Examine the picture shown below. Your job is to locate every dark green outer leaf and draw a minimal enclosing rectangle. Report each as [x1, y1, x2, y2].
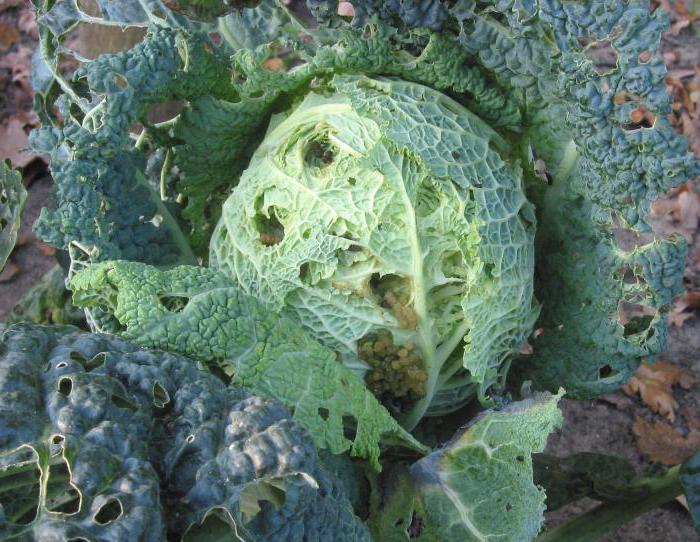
[533, 452, 648, 511]
[0, 162, 26, 271]
[0, 323, 368, 541]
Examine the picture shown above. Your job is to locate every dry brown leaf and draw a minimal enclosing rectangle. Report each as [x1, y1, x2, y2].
[0, 22, 20, 51]
[0, 261, 19, 283]
[678, 190, 700, 230]
[14, 232, 32, 248]
[35, 240, 56, 257]
[0, 118, 34, 168]
[671, 293, 700, 327]
[632, 416, 700, 465]
[677, 495, 689, 510]
[0, 45, 33, 95]
[622, 360, 698, 421]
[17, 8, 38, 40]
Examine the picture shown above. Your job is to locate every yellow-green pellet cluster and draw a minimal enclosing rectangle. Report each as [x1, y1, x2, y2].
[358, 330, 427, 406]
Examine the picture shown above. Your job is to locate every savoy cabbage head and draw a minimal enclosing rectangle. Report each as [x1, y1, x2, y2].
[210, 75, 538, 427]
[20, 0, 700, 538]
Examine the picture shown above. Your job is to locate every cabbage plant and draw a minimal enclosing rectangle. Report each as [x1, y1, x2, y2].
[4, 0, 697, 539]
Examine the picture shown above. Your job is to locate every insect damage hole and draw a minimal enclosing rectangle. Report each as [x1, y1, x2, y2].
[1, 453, 42, 524]
[158, 294, 190, 313]
[46, 455, 81, 515]
[58, 377, 73, 396]
[598, 364, 618, 379]
[578, 37, 619, 74]
[255, 206, 285, 246]
[304, 135, 337, 169]
[94, 498, 123, 525]
[618, 301, 656, 338]
[622, 106, 656, 131]
[152, 382, 170, 409]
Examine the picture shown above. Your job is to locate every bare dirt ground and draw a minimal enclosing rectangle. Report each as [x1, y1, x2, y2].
[0, 2, 699, 540]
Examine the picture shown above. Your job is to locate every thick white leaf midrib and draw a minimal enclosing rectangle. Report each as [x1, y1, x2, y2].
[393, 159, 438, 429]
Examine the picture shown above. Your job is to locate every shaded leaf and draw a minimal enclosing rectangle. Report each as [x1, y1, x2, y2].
[680, 451, 700, 534]
[369, 392, 563, 541]
[632, 416, 700, 465]
[0, 162, 27, 271]
[533, 452, 646, 511]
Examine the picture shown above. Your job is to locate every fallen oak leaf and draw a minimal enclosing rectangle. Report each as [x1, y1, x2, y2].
[678, 189, 700, 230]
[0, 118, 33, 168]
[622, 360, 698, 421]
[35, 240, 56, 257]
[670, 293, 700, 327]
[0, 260, 19, 283]
[0, 22, 19, 51]
[632, 416, 700, 465]
[17, 8, 38, 40]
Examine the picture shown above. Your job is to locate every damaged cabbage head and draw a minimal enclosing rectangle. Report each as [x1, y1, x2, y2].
[210, 75, 538, 427]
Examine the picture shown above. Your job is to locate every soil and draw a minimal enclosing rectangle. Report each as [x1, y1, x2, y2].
[1, 2, 699, 541]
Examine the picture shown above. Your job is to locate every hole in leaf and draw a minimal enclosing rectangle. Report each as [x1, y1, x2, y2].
[186, 434, 195, 443]
[618, 301, 656, 337]
[52, 435, 65, 445]
[622, 107, 656, 131]
[255, 206, 285, 246]
[348, 177, 357, 186]
[578, 38, 618, 74]
[113, 74, 128, 90]
[304, 136, 336, 168]
[56, 362, 68, 369]
[146, 100, 186, 124]
[58, 378, 73, 396]
[342, 415, 357, 443]
[94, 498, 123, 525]
[638, 51, 652, 63]
[152, 382, 170, 409]
[408, 511, 425, 538]
[598, 364, 617, 379]
[46, 456, 81, 515]
[318, 407, 330, 421]
[299, 262, 310, 282]
[506, 503, 513, 512]
[70, 351, 106, 371]
[0, 453, 41, 524]
[111, 394, 137, 412]
[158, 294, 190, 313]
